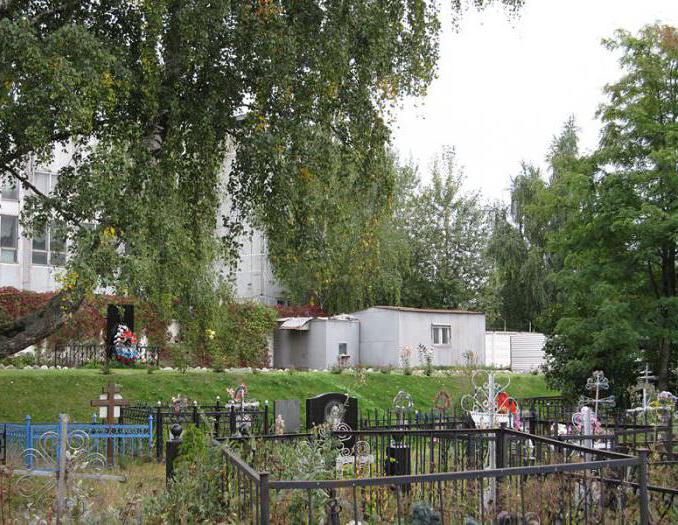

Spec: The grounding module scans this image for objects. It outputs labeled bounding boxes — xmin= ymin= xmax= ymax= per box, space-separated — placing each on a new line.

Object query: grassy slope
xmin=0 ymin=369 xmax=557 ymax=422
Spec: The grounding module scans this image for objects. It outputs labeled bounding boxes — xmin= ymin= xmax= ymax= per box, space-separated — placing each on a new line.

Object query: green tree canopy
xmin=0 ymin=0 xmax=446 ymax=355
xmin=544 ymin=25 xmax=678 ymax=395
xmin=398 ymin=147 xmax=490 ymax=310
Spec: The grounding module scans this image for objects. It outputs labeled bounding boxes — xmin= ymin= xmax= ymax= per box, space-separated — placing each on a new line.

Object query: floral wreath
xmin=113 ymin=324 xmax=140 ymax=365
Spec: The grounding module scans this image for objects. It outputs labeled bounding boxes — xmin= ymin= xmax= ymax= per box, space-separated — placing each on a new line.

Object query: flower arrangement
xmin=226 ymin=383 xmax=248 ymax=403
xmin=573 ymin=409 xmax=603 ymax=435
xmin=275 ymin=414 xmax=285 ymax=435
xmin=655 ymin=391 xmax=677 ymax=408
xmin=417 ymin=344 xmax=434 ymax=376
xmin=113 ymin=324 xmax=142 ymax=365
xmin=399 ymin=345 xmax=412 ymax=373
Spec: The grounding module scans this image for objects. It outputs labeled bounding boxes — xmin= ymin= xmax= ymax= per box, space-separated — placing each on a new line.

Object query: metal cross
xmin=579 ymin=370 xmax=615 ymax=417
xmin=636 ymin=364 xmax=657 ymax=411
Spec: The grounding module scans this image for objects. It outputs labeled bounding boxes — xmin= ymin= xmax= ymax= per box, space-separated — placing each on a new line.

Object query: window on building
xmin=34 ymin=171 xmax=51 ymax=195
xmin=49 ymin=224 xmax=66 ymax=266
xmin=338 ymin=342 xmax=348 ymax=356
xmin=1 ymin=215 xmax=18 ymax=263
xmin=32 ymin=228 xmax=48 ymax=265
xmin=1 ymin=179 xmax=18 ymax=200
xmin=432 ymin=325 xmax=451 ymax=345
xmin=32 ymin=223 xmax=66 ymax=266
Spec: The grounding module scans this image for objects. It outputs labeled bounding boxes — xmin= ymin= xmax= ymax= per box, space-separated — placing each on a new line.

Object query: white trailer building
xmin=485 ymin=331 xmax=547 ymax=372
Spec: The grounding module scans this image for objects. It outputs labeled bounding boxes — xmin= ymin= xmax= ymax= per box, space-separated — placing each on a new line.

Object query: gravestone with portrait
xmin=306 ymin=392 xmax=358 ymax=447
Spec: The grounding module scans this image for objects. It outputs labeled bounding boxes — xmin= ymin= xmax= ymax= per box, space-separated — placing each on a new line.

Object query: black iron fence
xmin=358 ymin=407 xmax=466 ymax=431
xmin=122 ymin=402 xmax=273 ymax=460
xmin=51 ymin=343 xmax=160 ymax=368
xmin=219 ymin=427 xmax=668 ymax=524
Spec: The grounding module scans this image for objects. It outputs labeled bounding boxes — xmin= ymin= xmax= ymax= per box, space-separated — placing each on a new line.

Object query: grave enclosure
xmin=1 ymin=371 xmax=677 ymax=524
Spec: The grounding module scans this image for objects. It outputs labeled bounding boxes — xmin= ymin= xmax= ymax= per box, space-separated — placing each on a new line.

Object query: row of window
xmin=2 ymin=172 xmax=58 ymax=201
xmin=0 ymin=215 xmax=65 ymax=266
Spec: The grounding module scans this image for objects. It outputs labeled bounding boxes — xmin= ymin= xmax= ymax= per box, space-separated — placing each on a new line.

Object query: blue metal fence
xmin=1 ymin=414 xmax=153 ymax=467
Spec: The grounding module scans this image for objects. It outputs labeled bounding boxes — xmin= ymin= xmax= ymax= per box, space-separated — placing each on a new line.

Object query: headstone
xmin=306 ymin=392 xmax=358 ymax=446
xmin=106 ymin=304 xmax=134 ymax=358
xmin=274 ymin=399 xmax=301 ymax=434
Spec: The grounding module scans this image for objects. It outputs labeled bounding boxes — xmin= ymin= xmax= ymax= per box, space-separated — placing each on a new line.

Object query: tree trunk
xmin=0 ymin=289 xmax=84 ymax=359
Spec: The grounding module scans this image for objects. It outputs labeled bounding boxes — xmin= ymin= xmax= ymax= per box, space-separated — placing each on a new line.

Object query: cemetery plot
xmin=221 ymin=427 xmax=671 ymax=524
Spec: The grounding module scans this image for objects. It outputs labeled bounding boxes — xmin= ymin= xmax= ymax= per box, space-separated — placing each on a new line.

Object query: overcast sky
xmin=391 ymin=0 xmax=678 ymax=203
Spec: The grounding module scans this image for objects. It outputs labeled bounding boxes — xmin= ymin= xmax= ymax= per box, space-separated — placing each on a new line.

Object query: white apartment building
xmin=0 ymin=146 xmax=287 ymax=305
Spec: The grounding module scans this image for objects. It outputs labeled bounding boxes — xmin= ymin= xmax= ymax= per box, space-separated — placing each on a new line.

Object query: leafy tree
xmin=399 ymin=147 xmax=490 ymax=309
xmin=545 ymin=25 xmax=678 ymax=394
xmin=486 ymin=163 xmax=547 ymax=330
xmin=260 ymin=142 xmax=407 ymax=313
xmin=0 ymin=0 xmax=451 ymax=356
xmin=486 ymin=117 xmax=583 ymax=332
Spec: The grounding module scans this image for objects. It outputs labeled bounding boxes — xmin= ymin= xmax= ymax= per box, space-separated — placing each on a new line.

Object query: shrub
xmin=143 ymin=427 xmax=227 ymax=523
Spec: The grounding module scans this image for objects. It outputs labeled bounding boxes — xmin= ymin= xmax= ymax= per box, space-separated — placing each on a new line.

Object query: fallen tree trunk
xmin=0 ymin=289 xmax=84 ymax=359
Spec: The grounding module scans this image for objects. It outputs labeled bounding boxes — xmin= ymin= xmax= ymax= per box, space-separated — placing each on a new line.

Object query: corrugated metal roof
xmin=278 ymin=317 xmax=313 ymax=330
xmin=371 ymin=306 xmax=484 ymax=315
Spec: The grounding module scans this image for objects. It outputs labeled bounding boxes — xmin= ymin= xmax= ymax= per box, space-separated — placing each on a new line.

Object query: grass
xmin=0 ymin=368 xmax=557 ymax=423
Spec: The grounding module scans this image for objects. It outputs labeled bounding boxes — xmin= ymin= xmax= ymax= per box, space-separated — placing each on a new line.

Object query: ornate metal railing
xmin=219 ymin=428 xmax=663 ymax=524
xmin=51 ymin=343 xmax=160 ymax=367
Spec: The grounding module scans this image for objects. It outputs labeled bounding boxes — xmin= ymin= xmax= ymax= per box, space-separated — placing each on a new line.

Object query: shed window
xmin=432 ymin=325 xmax=451 ymax=345
xmin=338 ymin=343 xmax=348 ymax=356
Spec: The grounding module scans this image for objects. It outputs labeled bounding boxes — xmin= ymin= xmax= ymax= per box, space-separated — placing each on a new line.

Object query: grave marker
xmin=306 ymin=392 xmax=358 ymax=447
xmin=274 ymin=400 xmax=300 ymax=434
xmin=90 ymin=383 xmax=129 ymax=465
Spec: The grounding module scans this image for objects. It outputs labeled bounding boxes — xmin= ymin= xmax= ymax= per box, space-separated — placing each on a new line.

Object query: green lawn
xmin=0 ymin=368 xmax=557 ymax=422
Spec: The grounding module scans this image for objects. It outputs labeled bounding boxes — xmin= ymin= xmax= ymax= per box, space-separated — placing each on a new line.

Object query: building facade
xmin=0 ymin=146 xmax=287 ymax=304
xmin=272 ymin=306 xmax=487 ymax=370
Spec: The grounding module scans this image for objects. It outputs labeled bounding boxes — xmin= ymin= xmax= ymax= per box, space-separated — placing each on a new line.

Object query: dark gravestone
xmin=106 ymin=304 xmax=134 ymax=359
xmin=306 ymin=392 xmax=358 ymax=447
xmin=274 ymin=400 xmax=301 ymax=434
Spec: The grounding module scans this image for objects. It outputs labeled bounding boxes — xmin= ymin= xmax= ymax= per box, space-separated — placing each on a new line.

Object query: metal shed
xmin=352 ymin=306 xmax=486 ymax=368
xmin=485 ymin=331 xmax=547 ymax=372
xmin=273 ymin=315 xmax=360 ymax=370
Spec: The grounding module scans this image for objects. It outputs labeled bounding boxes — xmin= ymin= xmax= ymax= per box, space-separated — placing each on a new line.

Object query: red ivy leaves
xmin=0 ymin=287 xmax=169 ymax=349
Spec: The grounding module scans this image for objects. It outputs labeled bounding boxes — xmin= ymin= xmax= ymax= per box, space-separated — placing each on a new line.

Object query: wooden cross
xmin=90 ymin=383 xmax=129 ymax=464
xmin=90 ymin=383 xmax=129 ymax=425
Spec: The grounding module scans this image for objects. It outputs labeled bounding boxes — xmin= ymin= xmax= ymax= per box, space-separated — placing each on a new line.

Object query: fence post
xmin=638 ymin=448 xmax=650 ymax=525
xmin=192 ymin=401 xmax=199 ymax=426
xmin=24 ymin=415 xmax=32 ymax=468
xmin=214 ymin=396 xmax=221 ymax=437
xmin=229 ymin=405 xmax=236 ymax=435
xmin=496 ymin=423 xmax=506 ymax=469
xmin=1 ymin=424 xmax=6 ymax=465
xmin=165 ymin=424 xmax=183 ymax=485
xmin=155 ymin=405 xmax=163 ymax=462
xmin=259 ymin=471 xmax=270 ymax=525
xmin=666 ymin=411 xmax=674 ymax=460
xmin=263 ymin=401 xmax=269 ymax=435
xmin=528 ymin=409 xmax=536 ymax=435
xmin=148 ymin=415 xmax=154 ymax=459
